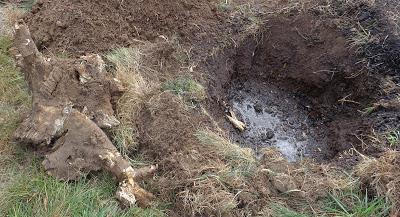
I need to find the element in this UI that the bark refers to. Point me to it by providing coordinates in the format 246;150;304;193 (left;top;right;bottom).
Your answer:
13;20;155;207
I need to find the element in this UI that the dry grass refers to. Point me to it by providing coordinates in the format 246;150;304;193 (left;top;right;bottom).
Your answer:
348;23;379;53
106;46;158;152
195;130;256;176
385;2;400;36
0;5;25;37
179;172;239;216
356;151;400;216
256;148;360;216
173;130;259;216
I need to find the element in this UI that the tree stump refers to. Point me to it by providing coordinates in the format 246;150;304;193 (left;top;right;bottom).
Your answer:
12;20;156;208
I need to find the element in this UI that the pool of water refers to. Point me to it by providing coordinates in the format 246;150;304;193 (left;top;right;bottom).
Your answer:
229;80;324;161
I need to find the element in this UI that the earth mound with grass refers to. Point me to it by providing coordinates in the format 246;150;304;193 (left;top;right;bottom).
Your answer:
1;0;400;216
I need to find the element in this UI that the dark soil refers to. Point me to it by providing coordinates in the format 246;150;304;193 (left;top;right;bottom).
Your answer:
25;0;228;56
205;13;381;162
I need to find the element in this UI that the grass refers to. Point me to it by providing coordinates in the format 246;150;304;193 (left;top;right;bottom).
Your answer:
0;36;30;151
1;5;26;37
270;204;310;217
355;151;400;214
0;40;165;216
161;76;206;107
106;47;154;152
266;186;390;217
348;22;378;53
385;130;400;147
218;0;231;12
19;0;37;11
195;130;256;177
324;189;390;217
0;160;165;217
1;1;398;216
268;189;390;217
360;106;376;116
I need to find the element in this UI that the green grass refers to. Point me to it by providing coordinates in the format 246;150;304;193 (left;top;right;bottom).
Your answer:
266;187;390;217
324;189;390;217
270;204;310;217
0;160;165;217
20;0;37;11
218;0;231;11
161;76;206;106
0;36;30;147
360;106;376;116
385;130;400;147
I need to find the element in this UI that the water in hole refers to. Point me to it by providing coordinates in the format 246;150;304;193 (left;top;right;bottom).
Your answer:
229;80;324;161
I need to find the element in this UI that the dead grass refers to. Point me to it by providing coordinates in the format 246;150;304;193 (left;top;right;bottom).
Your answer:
356;151;400;216
176;130;258;216
1;5;25;37
255;148;360;216
179;172;239;216
348;23;379;53
106;46;158;152
0;22;166;217
195;130;256;177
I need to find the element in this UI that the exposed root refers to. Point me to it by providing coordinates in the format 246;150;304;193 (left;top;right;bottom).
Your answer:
226;109;246;131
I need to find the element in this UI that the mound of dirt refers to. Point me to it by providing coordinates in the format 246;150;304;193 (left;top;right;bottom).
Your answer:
25;0;226;55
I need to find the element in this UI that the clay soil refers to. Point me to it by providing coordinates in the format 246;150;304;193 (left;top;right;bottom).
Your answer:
11;0;400;215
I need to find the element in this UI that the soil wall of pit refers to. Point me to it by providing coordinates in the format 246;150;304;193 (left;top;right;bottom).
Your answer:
205;14;379;161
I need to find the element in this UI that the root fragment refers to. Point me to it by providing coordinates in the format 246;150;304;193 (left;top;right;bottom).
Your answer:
226;109;246;131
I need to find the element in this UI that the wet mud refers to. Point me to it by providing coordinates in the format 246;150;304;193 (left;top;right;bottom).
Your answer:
229;79;327;161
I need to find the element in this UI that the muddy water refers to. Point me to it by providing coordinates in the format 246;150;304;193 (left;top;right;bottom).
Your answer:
229;79;325;161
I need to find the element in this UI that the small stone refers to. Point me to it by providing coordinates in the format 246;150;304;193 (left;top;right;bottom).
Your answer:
260;129;274;141
264;107;274;114
56;21;64;28
254;103;263;113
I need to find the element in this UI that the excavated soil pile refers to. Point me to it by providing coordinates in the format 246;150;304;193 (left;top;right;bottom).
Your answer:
25;0;227;55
